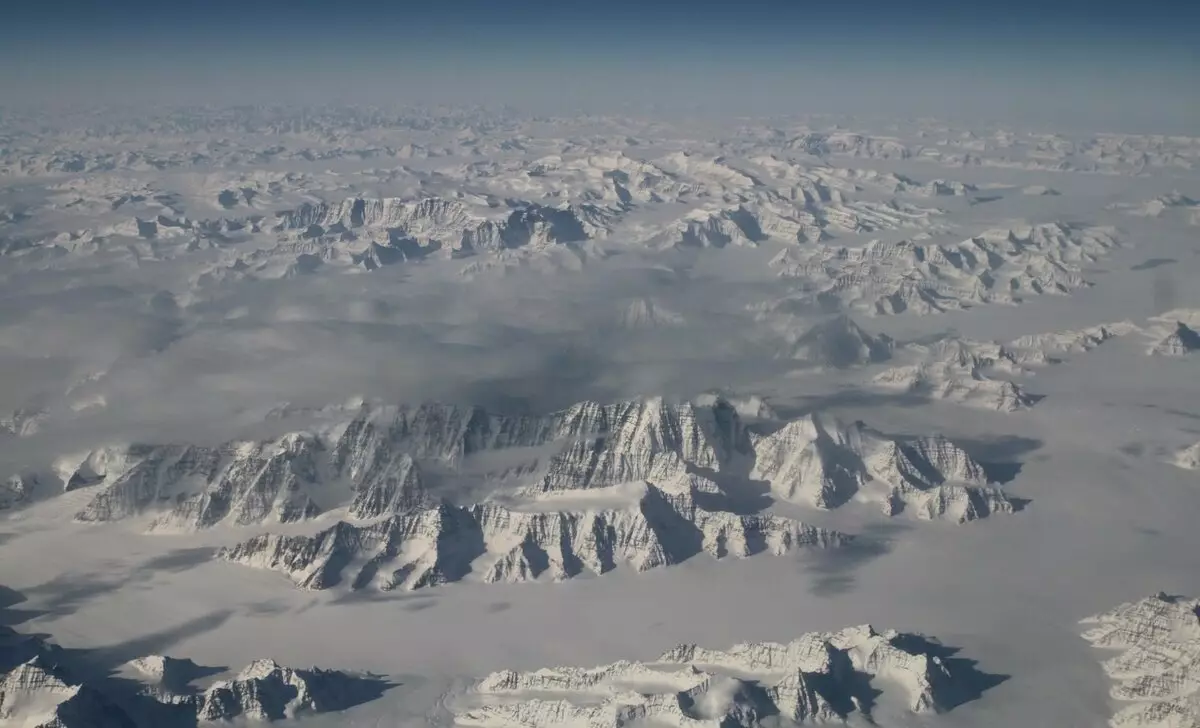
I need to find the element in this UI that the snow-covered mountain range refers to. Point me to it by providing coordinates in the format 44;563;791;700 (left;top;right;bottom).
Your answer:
38;397;1014;537
454;624;1000;728
0;396;1019;592
769;222;1121;316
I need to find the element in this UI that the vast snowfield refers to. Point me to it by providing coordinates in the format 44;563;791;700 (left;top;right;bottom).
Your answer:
2;106;1200;727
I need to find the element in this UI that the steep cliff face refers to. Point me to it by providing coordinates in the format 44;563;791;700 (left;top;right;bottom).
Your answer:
457;624;992;728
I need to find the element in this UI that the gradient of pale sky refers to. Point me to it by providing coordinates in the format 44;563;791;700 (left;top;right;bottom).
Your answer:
0;0;1196;131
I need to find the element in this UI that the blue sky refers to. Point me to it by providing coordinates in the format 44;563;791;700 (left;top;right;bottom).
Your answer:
1;0;1196;130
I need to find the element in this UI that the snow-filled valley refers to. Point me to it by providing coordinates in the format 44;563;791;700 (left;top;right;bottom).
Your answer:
2;106;1200;728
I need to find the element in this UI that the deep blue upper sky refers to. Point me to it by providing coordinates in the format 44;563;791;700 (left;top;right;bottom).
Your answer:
1;0;1196;129
5;0;1197;41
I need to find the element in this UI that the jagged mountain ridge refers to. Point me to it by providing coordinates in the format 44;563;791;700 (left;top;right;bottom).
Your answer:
214;404;1014;591
455;624;999;728
218;480;846;592
51;397;1014;533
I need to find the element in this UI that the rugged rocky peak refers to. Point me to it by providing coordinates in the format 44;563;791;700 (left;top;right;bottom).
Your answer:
0;653;134;728
750;414;869;509
750;415;1008;521
196;659;351;722
519;397;754;495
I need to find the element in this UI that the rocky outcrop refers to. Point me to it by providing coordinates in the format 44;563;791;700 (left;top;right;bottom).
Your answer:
457;624;996;728
1081;593;1200;727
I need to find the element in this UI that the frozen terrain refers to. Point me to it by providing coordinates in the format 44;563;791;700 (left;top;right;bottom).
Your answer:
2;106;1200;728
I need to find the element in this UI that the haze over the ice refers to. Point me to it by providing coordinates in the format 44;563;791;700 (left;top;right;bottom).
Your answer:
2;0;1198;132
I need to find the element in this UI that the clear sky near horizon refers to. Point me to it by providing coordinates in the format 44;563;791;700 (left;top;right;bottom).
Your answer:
0;0;1196;131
